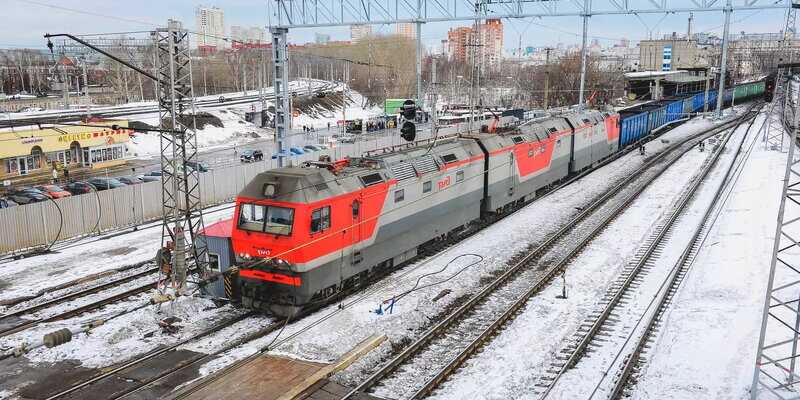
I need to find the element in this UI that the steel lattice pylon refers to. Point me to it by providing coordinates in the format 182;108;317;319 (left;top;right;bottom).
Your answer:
152;20;208;290
271;27;289;168
752;67;800;400
763;67;794;151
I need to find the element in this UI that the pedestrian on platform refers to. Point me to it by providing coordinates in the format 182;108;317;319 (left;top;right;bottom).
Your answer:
51;167;58;184
63;167;69;183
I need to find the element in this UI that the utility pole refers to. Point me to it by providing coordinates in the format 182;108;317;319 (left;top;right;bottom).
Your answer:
431;56;438;130
544;47;552;110
703;67;711;114
271;27;289;167
578;0;591;108
416;0;423;103
715;0;733;119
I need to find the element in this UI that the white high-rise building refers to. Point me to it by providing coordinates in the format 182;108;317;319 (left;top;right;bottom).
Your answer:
195;5;225;50
350;24;372;42
231;25;266;44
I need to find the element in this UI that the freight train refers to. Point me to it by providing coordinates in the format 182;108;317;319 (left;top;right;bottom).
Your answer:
197;79;765;317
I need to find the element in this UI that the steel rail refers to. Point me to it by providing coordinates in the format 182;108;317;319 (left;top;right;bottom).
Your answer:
0;264;157;321
44;312;261;400
0;83;337;129
604;107;762;400
342;108;758;400
536;105;761;399
0;279;158;338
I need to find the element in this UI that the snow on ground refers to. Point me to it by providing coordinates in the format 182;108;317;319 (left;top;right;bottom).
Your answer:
0;203;234;306
2;79;330;119
294;88;384;131
0;111;736;390
427;128;717;400
184;115;730;381
540;114;759;400
630;114;785;400
125;107;271;158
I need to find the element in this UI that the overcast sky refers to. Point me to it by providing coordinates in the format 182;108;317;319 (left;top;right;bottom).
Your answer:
2;0;787;52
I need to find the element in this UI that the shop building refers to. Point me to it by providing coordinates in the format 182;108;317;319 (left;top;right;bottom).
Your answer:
0;120;132;178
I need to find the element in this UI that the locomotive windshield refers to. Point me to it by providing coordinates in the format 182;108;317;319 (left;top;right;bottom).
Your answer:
238;203;294;235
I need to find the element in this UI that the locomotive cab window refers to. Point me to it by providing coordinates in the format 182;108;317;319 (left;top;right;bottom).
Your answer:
423;181;432;193
311;206;331;234
238;203;294;235
395;189;405;202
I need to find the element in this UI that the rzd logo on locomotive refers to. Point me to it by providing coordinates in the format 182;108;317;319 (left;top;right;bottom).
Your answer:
438;176;451;190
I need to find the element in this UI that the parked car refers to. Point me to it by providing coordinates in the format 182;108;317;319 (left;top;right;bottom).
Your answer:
240;149;264;163
87;177;127;191
145;170;163;177
290;147;305;155
34;184;72;199
6;189;49;204
64;181;96;195
0;198;18;208
137;174;160;183
338;135;356;144
118;176;144;185
303;145;322;152
271;150;293;159
184;161;209;172
316;144;329;150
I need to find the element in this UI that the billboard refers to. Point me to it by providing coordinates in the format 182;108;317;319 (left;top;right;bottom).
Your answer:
662;45;672;71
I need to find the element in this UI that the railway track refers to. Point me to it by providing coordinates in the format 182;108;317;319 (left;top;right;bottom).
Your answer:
342;106;761;400
162;109;729;400
0;82;336;129
42;311;270;400
532;105;760;399
0;266;159;339
597;108;762;400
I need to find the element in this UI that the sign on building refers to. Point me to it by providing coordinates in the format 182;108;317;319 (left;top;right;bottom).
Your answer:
662;45;672;71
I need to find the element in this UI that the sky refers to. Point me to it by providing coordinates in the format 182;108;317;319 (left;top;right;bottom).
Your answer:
1;0;788;52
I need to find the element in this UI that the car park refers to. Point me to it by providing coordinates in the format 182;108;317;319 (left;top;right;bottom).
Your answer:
118;176;144;185
240;149;264;162
87;177;127;191
34;185;72;199
64;181;96;195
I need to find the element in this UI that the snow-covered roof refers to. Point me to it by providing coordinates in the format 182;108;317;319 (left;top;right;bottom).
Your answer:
624;70;685;79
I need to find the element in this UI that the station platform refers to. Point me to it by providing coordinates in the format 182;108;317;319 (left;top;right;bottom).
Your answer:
175;334;386;400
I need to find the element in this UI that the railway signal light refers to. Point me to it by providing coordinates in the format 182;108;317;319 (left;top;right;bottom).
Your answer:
400;99;417;142
400;121;416;142
401;99;416;121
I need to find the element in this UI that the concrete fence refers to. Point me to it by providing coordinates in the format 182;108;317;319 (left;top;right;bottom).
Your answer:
0;151;328;255
0;124;444;255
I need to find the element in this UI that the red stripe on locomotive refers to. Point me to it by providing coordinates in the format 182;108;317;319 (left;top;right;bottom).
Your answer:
239;268;302;286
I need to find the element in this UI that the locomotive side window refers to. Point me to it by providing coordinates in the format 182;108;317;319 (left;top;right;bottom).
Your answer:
395;189;405;203
423;181;432;193
311;206;331;233
456;171;464;183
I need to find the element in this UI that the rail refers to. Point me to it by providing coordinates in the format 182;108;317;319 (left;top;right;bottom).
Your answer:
342;107;759;400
